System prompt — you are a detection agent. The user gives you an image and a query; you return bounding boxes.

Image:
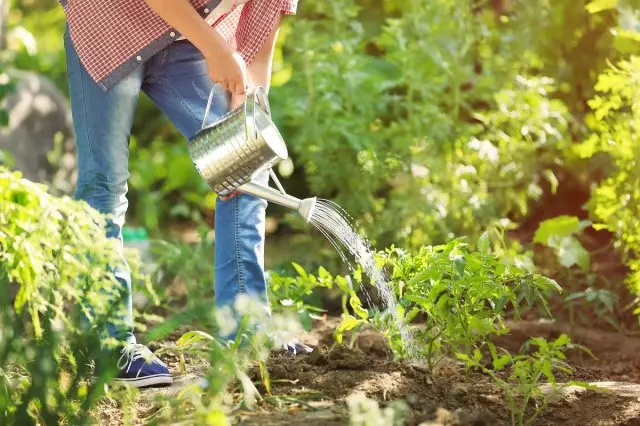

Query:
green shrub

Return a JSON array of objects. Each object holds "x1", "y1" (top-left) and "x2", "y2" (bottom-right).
[
  {"x1": 370, "y1": 235, "x2": 560, "y2": 367},
  {"x1": 458, "y1": 334, "x2": 593, "y2": 426},
  {"x1": 576, "y1": 56, "x2": 640, "y2": 315},
  {"x1": 0, "y1": 168, "x2": 130, "y2": 424}
]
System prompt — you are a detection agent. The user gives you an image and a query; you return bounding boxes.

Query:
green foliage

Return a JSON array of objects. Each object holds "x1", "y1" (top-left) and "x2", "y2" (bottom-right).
[
  {"x1": 128, "y1": 139, "x2": 217, "y2": 232},
  {"x1": 379, "y1": 237, "x2": 560, "y2": 368},
  {"x1": 0, "y1": 168, "x2": 132, "y2": 424},
  {"x1": 458, "y1": 334, "x2": 594, "y2": 426},
  {"x1": 576, "y1": 56, "x2": 640, "y2": 314},
  {"x1": 274, "y1": 0, "x2": 580, "y2": 250},
  {"x1": 148, "y1": 226, "x2": 215, "y2": 309},
  {"x1": 6, "y1": 1, "x2": 68, "y2": 92},
  {"x1": 268, "y1": 263, "x2": 356, "y2": 331},
  {"x1": 0, "y1": 73, "x2": 15, "y2": 128},
  {"x1": 146, "y1": 296, "x2": 304, "y2": 425},
  {"x1": 534, "y1": 216, "x2": 592, "y2": 272}
]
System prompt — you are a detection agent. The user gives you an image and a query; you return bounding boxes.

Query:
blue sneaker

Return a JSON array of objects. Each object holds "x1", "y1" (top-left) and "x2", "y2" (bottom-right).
[
  {"x1": 113, "y1": 343, "x2": 173, "y2": 388},
  {"x1": 272, "y1": 334, "x2": 313, "y2": 355},
  {"x1": 283, "y1": 339, "x2": 313, "y2": 355}
]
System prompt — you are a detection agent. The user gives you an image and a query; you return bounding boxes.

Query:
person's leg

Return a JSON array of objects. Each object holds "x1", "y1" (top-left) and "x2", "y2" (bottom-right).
[
  {"x1": 141, "y1": 40, "x2": 270, "y2": 324},
  {"x1": 65, "y1": 27, "x2": 142, "y2": 343},
  {"x1": 65, "y1": 27, "x2": 173, "y2": 387}
]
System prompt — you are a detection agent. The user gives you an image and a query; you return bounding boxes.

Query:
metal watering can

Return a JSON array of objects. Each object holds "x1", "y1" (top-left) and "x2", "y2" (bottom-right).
[{"x1": 187, "y1": 86, "x2": 317, "y2": 222}]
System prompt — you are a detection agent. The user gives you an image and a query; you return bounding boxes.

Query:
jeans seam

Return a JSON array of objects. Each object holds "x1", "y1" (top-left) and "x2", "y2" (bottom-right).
[
  {"x1": 76, "y1": 49, "x2": 100, "y2": 201},
  {"x1": 162, "y1": 77, "x2": 201, "y2": 125},
  {"x1": 234, "y1": 196, "x2": 246, "y2": 294}
]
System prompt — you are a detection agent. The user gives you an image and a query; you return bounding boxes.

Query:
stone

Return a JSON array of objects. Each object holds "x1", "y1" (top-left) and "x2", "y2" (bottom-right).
[{"x1": 0, "y1": 70, "x2": 76, "y2": 194}]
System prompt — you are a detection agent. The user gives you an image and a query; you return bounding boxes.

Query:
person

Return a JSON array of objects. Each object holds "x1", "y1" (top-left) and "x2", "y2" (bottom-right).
[{"x1": 59, "y1": 0, "x2": 311, "y2": 388}]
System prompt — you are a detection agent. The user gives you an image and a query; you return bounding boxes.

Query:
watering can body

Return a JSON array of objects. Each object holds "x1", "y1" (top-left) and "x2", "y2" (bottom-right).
[{"x1": 187, "y1": 86, "x2": 316, "y2": 221}]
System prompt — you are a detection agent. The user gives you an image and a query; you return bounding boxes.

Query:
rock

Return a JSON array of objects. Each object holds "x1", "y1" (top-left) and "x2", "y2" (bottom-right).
[
  {"x1": 356, "y1": 329, "x2": 391, "y2": 356},
  {"x1": 539, "y1": 381, "x2": 640, "y2": 405},
  {"x1": 539, "y1": 384, "x2": 589, "y2": 405},
  {"x1": 0, "y1": 70, "x2": 76, "y2": 194},
  {"x1": 479, "y1": 394, "x2": 500, "y2": 404},
  {"x1": 451, "y1": 383, "x2": 468, "y2": 398},
  {"x1": 613, "y1": 362, "x2": 628, "y2": 375}
]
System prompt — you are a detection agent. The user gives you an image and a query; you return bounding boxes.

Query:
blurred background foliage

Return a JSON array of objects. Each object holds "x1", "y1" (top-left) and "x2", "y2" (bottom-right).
[{"x1": 2, "y1": 0, "x2": 640, "y2": 319}]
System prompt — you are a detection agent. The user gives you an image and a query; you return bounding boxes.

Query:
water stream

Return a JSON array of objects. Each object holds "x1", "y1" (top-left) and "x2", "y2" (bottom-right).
[{"x1": 309, "y1": 199, "x2": 415, "y2": 355}]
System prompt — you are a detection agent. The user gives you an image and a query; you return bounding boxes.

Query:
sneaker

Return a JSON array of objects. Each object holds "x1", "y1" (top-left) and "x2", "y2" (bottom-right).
[
  {"x1": 281, "y1": 338, "x2": 314, "y2": 355},
  {"x1": 113, "y1": 343, "x2": 173, "y2": 388},
  {"x1": 282, "y1": 339, "x2": 313, "y2": 355}
]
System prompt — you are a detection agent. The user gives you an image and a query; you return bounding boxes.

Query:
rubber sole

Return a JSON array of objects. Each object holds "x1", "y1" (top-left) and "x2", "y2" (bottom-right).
[{"x1": 112, "y1": 374, "x2": 173, "y2": 388}]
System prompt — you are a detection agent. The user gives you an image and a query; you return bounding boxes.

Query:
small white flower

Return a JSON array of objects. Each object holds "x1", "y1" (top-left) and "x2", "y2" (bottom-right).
[
  {"x1": 455, "y1": 164, "x2": 477, "y2": 176},
  {"x1": 410, "y1": 163, "x2": 429, "y2": 178},
  {"x1": 468, "y1": 138, "x2": 499, "y2": 163}
]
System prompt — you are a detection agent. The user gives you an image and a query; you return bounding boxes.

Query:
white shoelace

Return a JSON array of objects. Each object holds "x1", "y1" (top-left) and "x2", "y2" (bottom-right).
[
  {"x1": 269, "y1": 332, "x2": 311, "y2": 354},
  {"x1": 117, "y1": 344, "x2": 154, "y2": 375}
]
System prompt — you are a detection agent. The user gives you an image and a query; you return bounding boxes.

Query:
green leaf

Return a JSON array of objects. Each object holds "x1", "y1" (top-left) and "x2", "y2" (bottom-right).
[
  {"x1": 543, "y1": 169, "x2": 559, "y2": 195},
  {"x1": 597, "y1": 290, "x2": 616, "y2": 312},
  {"x1": 177, "y1": 330, "x2": 215, "y2": 348},
  {"x1": 0, "y1": 109, "x2": 9, "y2": 128},
  {"x1": 554, "y1": 333, "x2": 570, "y2": 347},
  {"x1": 350, "y1": 296, "x2": 369, "y2": 320},
  {"x1": 534, "y1": 275, "x2": 563, "y2": 293},
  {"x1": 334, "y1": 315, "x2": 365, "y2": 344},
  {"x1": 456, "y1": 353, "x2": 471, "y2": 362},
  {"x1": 292, "y1": 262, "x2": 308, "y2": 280},
  {"x1": 494, "y1": 355, "x2": 511, "y2": 370},
  {"x1": 541, "y1": 360, "x2": 556, "y2": 383},
  {"x1": 550, "y1": 236, "x2": 590, "y2": 272},
  {"x1": 477, "y1": 231, "x2": 490, "y2": 254},
  {"x1": 533, "y1": 216, "x2": 582, "y2": 245},
  {"x1": 473, "y1": 348, "x2": 483, "y2": 362},
  {"x1": 586, "y1": 0, "x2": 617, "y2": 13},
  {"x1": 405, "y1": 307, "x2": 421, "y2": 323}
]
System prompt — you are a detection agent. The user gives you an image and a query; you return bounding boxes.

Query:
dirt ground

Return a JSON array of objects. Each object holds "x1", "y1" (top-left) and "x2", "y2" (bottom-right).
[{"x1": 96, "y1": 317, "x2": 640, "y2": 426}]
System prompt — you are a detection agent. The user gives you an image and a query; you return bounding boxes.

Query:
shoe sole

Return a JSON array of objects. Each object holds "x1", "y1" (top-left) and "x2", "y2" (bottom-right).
[{"x1": 112, "y1": 374, "x2": 173, "y2": 388}]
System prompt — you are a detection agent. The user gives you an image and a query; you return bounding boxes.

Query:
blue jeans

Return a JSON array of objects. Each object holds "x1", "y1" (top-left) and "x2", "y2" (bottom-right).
[{"x1": 64, "y1": 31, "x2": 270, "y2": 342}]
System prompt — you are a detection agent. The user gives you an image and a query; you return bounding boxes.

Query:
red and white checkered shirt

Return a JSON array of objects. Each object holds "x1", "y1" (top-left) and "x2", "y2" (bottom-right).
[{"x1": 59, "y1": 0, "x2": 297, "y2": 91}]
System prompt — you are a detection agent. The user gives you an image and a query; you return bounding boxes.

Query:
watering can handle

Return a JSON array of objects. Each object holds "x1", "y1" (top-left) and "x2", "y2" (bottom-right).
[
  {"x1": 200, "y1": 84, "x2": 271, "y2": 133},
  {"x1": 199, "y1": 84, "x2": 285, "y2": 195}
]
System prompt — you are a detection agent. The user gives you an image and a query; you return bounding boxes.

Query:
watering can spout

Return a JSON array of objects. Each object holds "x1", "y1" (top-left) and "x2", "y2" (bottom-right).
[{"x1": 238, "y1": 181, "x2": 316, "y2": 222}]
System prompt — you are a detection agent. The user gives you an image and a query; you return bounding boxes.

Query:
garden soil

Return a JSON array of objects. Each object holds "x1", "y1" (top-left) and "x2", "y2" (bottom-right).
[{"x1": 96, "y1": 318, "x2": 640, "y2": 425}]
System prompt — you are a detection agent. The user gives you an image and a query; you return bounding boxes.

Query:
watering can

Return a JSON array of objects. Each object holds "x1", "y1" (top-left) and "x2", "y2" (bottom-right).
[{"x1": 187, "y1": 86, "x2": 317, "y2": 222}]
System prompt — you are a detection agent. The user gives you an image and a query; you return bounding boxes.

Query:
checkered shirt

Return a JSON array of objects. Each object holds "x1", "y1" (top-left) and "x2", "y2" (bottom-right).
[{"x1": 59, "y1": 0, "x2": 297, "y2": 91}]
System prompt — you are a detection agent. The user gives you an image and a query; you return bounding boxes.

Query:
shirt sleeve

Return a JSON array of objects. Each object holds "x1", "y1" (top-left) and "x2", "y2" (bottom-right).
[{"x1": 281, "y1": 0, "x2": 298, "y2": 15}]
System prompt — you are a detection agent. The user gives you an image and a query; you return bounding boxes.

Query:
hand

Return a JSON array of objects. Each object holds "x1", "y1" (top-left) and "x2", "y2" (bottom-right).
[
  {"x1": 219, "y1": 191, "x2": 241, "y2": 201},
  {"x1": 230, "y1": 91, "x2": 247, "y2": 110},
  {"x1": 204, "y1": 45, "x2": 248, "y2": 95}
]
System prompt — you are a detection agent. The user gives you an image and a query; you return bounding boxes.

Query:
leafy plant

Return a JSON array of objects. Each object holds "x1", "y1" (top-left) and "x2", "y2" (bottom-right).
[
  {"x1": 148, "y1": 225, "x2": 216, "y2": 310},
  {"x1": 268, "y1": 263, "x2": 357, "y2": 331},
  {"x1": 534, "y1": 216, "x2": 592, "y2": 272},
  {"x1": 565, "y1": 287, "x2": 619, "y2": 329},
  {"x1": 574, "y1": 55, "x2": 640, "y2": 316},
  {"x1": 128, "y1": 139, "x2": 217, "y2": 232},
  {"x1": 458, "y1": 334, "x2": 594, "y2": 426},
  {"x1": 378, "y1": 236, "x2": 561, "y2": 369},
  {"x1": 0, "y1": 168, "x2": 140, "y2": 424},
  {"x1": 145, "y1": 295, "x2": 304, "y2": 425}
]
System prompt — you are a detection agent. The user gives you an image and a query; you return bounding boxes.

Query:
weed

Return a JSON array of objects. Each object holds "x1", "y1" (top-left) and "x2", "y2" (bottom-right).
[{"x1": 458, "y1": 334, "x2": 595, "y2": 426}]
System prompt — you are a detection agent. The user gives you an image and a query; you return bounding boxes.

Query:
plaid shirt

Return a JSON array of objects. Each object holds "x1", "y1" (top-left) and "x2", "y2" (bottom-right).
[{"x1": 59, "y1": 0, "x2": 297, "y2": 91}]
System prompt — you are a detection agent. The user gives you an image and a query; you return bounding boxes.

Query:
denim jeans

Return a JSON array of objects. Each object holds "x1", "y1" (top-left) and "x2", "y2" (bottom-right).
[{"x1": 64, "y1": 30, "x2": 270, "y2": 342}]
